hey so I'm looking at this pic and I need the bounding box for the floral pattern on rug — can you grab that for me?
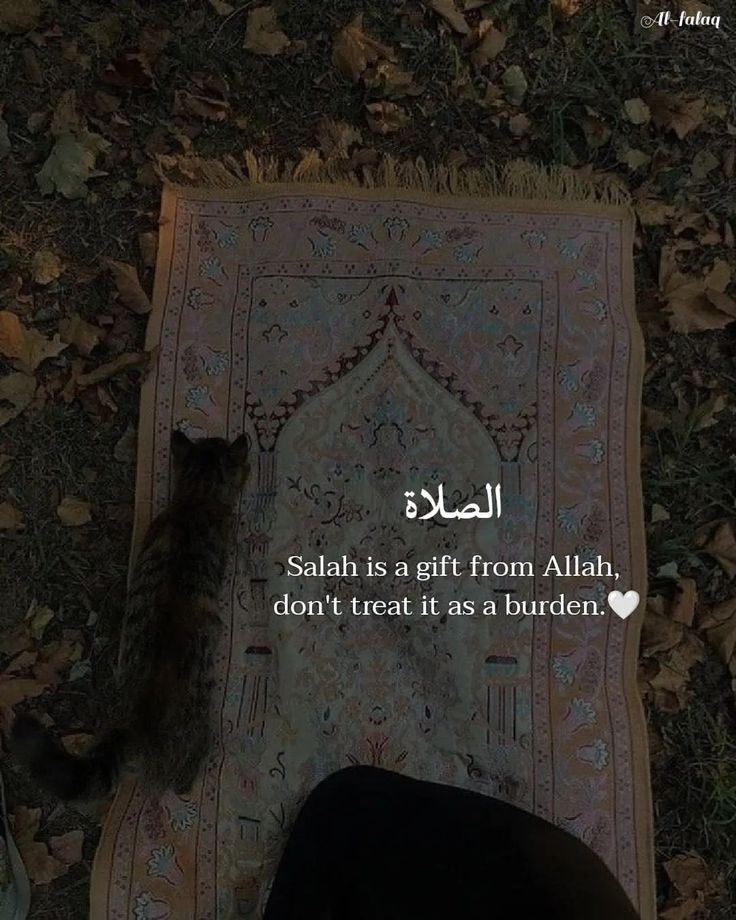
[91,190,651,919]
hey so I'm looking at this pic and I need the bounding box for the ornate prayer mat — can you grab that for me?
[90,178,654,919]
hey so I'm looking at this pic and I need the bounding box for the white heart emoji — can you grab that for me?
[607,590,640,620]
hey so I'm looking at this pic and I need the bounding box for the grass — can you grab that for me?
[1,0,735,916]
[651,661,736,917]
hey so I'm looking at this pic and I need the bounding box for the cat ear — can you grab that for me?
[229,432,251,462]
[171,429,192,464]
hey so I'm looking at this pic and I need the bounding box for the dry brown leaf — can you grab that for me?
[106,259,152,314]
[665,852,709,899]
[661,255,736,332]
[5,650,38,674]
[332,14,396,82]
[49,830,84,867]
[427,0,470,34]
[697,597,736,680]
[365,101,410,135]
[0,312,67,373]
[208,0,234,14]
[703,521,736,577]
[508,113,531,137]
[670,578,697,627]
[636,198,674,226]
[551,0,581,16]
[0,677,48,708]
[12,806,68,886]
[470,23,507,68]
[56,496,92,527]
[641,601,684,657]
[0,501,24,531]
[76,351,148,389]
[31,250,63,285]
[658,897,706,920]
[59,314,103,357]
[27,603,55,641]
[173,90,229,122]
[35,634,84,684]
[363,60,423,99]
[0,372,36,426]
[243,6,290,57]
[578,109,611,149]
[138,231,158,268]
[646,91,706,140]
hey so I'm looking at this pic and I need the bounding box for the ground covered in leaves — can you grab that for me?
[1,1,735,918]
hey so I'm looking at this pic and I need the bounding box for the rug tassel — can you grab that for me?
[159,148,631,207]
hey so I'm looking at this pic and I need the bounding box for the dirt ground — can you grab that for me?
[1,1,735,918]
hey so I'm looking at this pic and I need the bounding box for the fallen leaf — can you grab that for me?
[208,0,234,14]
[427,0,470,34]
[27,603,55,641]
[0,372,36,426]
[697,598,736,681]
[551,0,581,17]
[49,830,84,867]
[106,259,152,314]
[664,853,709,899]
[35,634,84,684]
[76,351,148,388]
[12,806,68,886]
[365,101,410,135]
[56,496,92,527]
[173,90,229,122]
[691,149,720,180]
[363,60,423,98]
[661,255,736,332]
[0,677,48,708]
[470,23,507,68]
[636,198,674,226]
[670,578,697,627]
[0,311,67,373]
[243,6,290,57]
[332,14,396,82]
[0,0,40,33]
[703,521,736,577]
[623,97,651,125]
[113,423,137,463]
[0,501,24,531]
[578,108,611,149]
[502,65,527,106]
[59,314,103,356]
[36,132,110,199]
[619,147,651,171]
[31,250,63,285]
[651,503,670,523]
[138,231,158,268]
[646,91,706,140]
[508,113,531,137]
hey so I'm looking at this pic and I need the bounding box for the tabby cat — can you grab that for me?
[13,430,249,799]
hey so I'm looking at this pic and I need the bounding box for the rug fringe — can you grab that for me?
[157,150,631,207]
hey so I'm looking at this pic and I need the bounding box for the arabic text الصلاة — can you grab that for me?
[404,483,502,521]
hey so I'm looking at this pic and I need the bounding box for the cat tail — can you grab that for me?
[11,713,122,801]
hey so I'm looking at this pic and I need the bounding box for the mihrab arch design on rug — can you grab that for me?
[90,188,654,920]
